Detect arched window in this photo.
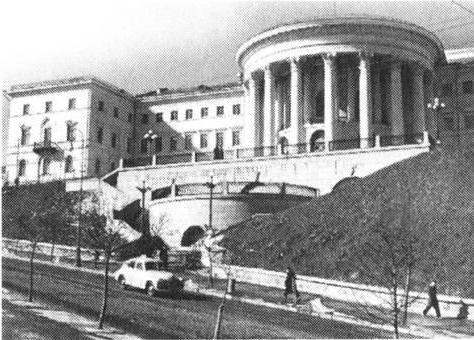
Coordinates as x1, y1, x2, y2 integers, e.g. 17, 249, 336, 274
65, 155, 73, 173
310, 130, 325, 152
18, 159, 26, 176
42, 158, 51, 175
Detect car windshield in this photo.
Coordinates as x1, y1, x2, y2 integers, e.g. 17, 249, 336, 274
144, 262, 160, 270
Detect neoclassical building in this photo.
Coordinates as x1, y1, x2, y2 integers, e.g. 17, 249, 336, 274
237, 17, 445, 152
2, 16, 473, 186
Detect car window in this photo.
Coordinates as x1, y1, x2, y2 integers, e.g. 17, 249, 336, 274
145, 262, 160, 270
128, 261, 135, 268
136, 263, 143, 270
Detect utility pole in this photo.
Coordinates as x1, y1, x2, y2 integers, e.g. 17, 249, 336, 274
143, 130, 157, 165
205, 175, 216, 288
72, 128, 86, 267
136, 180, 151, 237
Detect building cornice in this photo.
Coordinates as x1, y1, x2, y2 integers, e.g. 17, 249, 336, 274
136, 86, 244, 104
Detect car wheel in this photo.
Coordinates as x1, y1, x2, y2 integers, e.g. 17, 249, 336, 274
119, 276, 128, 290
146, 282, 156, 297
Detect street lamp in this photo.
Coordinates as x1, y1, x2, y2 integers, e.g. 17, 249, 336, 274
70, 127, 85, 267
205, 175, 217, 288
427, 97, 445, 141
143, 130, 158, 164
136, 180, 152, 237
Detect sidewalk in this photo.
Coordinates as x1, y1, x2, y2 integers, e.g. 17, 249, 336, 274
2, 288, 144, 340
186, 268, 474, 339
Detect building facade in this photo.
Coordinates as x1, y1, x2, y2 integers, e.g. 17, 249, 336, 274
3, 17, 474, 186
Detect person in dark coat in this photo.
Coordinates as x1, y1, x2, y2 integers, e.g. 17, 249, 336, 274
284, 266, 300, 304
159, 246, 169, 270
423, 281, 441, 318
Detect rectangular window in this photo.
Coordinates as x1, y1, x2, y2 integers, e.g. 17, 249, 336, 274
97, 127, 103, 143
216, 131, 224, 147
98, 100, 104, 112
232, 130, 240, 146
232, 104, 241, 115
111, 133, 117, 148
23, 104, 30, 115
185, 109, 193, 120
95, 159, 101, 174
462, 80, 473, 94
465, 115, 474, 130
443, 116, 455, 131
155, 136, 162, 152
128, 113, 133, 123
156, 112, 163, 122
113, 107, 119, 118
127, 138, 132, 153
169, 137, 177, 151
21, 128, 29, 146
68, 98, 76, 110
141, 114, 149, 125
441, 83, 453, 97
66, 125, 75, 142
201, 107, 208, 118
216, 106, 224, 116
184, 134, 193, 150
200, 133, 208, 148
110, 162, 116, 171
45, 101, 52, 112
171, 110, 178, 121
140, 139, 148, 153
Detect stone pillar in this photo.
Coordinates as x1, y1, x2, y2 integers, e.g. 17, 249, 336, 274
263, 65, 275, 148
303, 69, 312, 125
389, 62, 404, 136
245, 74, 258, 148
323, 53, 337, 145
359, 53, 373, 148
346, 67, 356, 121
411, 65, 426, 135
274, 80, 281, 144
372, 64, 382, 124
290, 57, 303, 145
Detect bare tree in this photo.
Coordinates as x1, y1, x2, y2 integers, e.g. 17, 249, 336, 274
83, 211, 126, 329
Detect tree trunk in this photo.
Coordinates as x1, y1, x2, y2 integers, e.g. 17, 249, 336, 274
402, 265, 412, 325
208, 247, 214, 288
29, 241, 37, 302
98, 250, 111, 329
392, 271, 399, 339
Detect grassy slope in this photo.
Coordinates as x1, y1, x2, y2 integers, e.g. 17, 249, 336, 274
222, 148, 474, 297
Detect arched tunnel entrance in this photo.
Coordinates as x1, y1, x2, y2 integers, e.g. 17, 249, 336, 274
181, 226, 205, 246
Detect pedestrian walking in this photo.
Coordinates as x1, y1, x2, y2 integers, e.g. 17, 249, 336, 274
423, 281, 441, 318
159, 245, 169, 270
284, 266, 300, 304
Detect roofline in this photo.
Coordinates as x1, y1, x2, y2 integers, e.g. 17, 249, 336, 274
444, 47, 474, 64
7, 76, 135, 99
136, 85, 244, 103
236, 16, 446, 68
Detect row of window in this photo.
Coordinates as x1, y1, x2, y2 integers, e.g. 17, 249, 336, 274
17, 157, 116, 177
140, 130, 241, 154
96, 127, 132, 152
442, 113, 474, 131
440, 80, 473, 97
141, 104, 241, 125
22, 99, 133, 122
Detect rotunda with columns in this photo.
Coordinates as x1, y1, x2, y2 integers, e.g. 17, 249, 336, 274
237, 17, 446, 151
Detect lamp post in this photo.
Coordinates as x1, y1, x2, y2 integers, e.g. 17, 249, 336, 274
205, 175, 216, 288
71, 127, 85, 267
136, 180, 152, 237
427, 97, 446, 141
143, 130, 158, 165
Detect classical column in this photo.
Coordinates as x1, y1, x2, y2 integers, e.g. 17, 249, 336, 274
303, 69, 312, 125
346, 66, 356, 121
389, 61, 404, 136
411, 65, 426, 135
359, 53, 373, 148
263, 65, 275, 149
290, 57, 303, 145
372, 64, 382, 124
323, 53, 337, 145
244, 74, 258, 148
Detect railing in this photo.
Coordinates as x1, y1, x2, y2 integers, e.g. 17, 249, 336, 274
33, 141, 61, 154
121, 133, 430, 169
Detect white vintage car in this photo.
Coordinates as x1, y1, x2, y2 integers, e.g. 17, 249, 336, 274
114, 255, 185, 296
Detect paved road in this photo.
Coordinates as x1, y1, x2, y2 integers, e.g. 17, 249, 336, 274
3, 257, 390, 339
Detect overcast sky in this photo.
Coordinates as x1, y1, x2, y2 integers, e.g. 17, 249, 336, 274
1, 0, 474, 94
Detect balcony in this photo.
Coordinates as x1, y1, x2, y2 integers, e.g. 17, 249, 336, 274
33, 141, 61, 155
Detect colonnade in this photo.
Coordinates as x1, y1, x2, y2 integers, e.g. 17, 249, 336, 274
244, 53, 430, 149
